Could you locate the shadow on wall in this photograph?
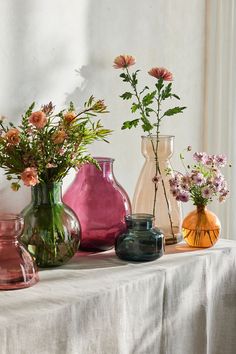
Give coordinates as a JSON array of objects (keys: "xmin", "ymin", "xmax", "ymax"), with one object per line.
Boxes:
[
  {"xmin": 64, "ymin": 0, "xmax": 173, "ymax": 198},
  {"xmin": 0, "ymin": 1, "xmax": 85, "ymax": 212}
]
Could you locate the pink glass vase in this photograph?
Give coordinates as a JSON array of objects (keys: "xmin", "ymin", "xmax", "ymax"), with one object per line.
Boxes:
[
  {"xmin": 63, "ymin": 157, "xmax": 131, "ymax": 251},
  {"xmin": 0, "ymin": 214, "xmax": 39, "ymax": 290}
]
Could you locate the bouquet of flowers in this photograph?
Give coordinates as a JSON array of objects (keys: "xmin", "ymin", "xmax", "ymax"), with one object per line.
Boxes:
[
  {"xmin": 0, "ymin": 97, "xmax": 111, "ymax": 267},
  {"xmin": 169, "ymin": 149, "xmax": 229, "ymax": 206},
  {"xmin": 0, "ymin": 97, "xmax": 110, "ymax": 190}
]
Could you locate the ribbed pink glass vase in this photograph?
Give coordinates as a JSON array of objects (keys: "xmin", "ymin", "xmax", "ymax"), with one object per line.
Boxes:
[
  {"xmin": 63, "ymin": 157, "xmax": 131, "ymax": 251},
  {"xmin": 0, "ymin": 214, "xmax": 38, "ymax": 290}
]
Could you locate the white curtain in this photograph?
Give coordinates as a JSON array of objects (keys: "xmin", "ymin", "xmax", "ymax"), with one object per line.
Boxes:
[{"xmin": 204, "ymin": 0, "xmax": 236, "ymax": 239}]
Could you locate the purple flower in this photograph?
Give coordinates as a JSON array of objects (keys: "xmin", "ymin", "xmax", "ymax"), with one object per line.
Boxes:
[
  {"xmin": 193, "ymin": 152, "xmax": 207, "ymax": 164},
  {"xmin": 201, "ymin": 187, "xmax": 213, "ymax": 199},
  {"xmin": 170, "ymin": 188, "xmax": 180, "ymax": 197},
  {"xmin": 212, "ymin": 176, "xmax": 223, "ymax": 191},
  {"xmin": 169, "ymin": 176, "xmax": 179, "ymax": 187},
  {"xmin": 215, "ymin": 154, "xmax": 227, "ymax": 167},
  {"xmin": 192, "ymin": 172, "xmax": 205, "ymax": 186},
  {"xmin": 205, "ymin": 154, "xmax": 216, "ymax": 166},
  {"xmin": 178, "ymin": 191, "xmax": 190, "ymax": 202}
]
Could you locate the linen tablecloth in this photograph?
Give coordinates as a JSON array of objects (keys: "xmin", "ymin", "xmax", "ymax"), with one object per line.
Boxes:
[{"xmin": 1, "ymin": 239, "xmax": 236, "ymax": 354}]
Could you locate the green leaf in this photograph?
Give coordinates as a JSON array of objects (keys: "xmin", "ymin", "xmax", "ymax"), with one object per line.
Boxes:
[
  {"xmin": 140, "ymin": 86, "xmax": 149, "ymax": 95},
  {"xmin": 131, "ymin": 103, "xmax": 140, "ymax": 113},
  {"xmin": 141, "ymin": 121, "xmax": 153, "ymax": 132},
  {"xmin": 163, "ymin": 106, "xmax": 187, "ymax": 116},
  {"xmin": 69, "ymin": 101, "xmax": 75, "ymax": 111},
  {"xmin": 155, "ymin": 78, "xmax": 164, "ymax": 91},
  {"xmin": 161, "ymin": 83, "xmax": 172, "ymax": 100},
  {"xmin": 120, "ymin": 92, "xmax": 133, "ymax": 100},
  {"xmin": 145, "ymin": 107, "xmax": 154, "ymax": 116},
  {"xmin": 141, "ymin": 116, "xmax": 153, "ymax": 132},
  {"xmin": 120, "ymin": 73, "xmax": 129, "ymax": 82},
  {"xmin": 142, "ymin": 90, "xmax": 156, "ymax": 106},
  {"xmin": 172, "ymin": 94, "xmax": 180, "ymax": 100},
  {"xmin": 132, "ymin": 72, "xmax": 138, "ymax": 85},
  {"xmin": 121, "ymin": 119, "xmax": 140, "ymax": 130}
]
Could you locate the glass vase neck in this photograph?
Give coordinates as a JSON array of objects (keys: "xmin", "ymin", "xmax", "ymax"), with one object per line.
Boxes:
[
  {"xmin": 126, "ymin": 214, "xmax": 154, "ymax": 231},
  {"xmin": 197, "ymin": 205, "xmax": 207, "ymax": 212},
  {"xmin": 76, "ymin": 157, "xmax": 115, "ymax": 180},
  {"xmin": 31, "ymin": 182, "xmax": 62, "ymax": 205},
  {"xmin": 0, "ymin": 213, "xmax": 24, "ymax": 240},
  {"xmin": 141, "ymin": 135, "xmax": 174, "ymax": 159}
]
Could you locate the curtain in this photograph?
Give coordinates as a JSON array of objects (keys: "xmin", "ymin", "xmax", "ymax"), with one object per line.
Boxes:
[{"xmin": 204, "ymin": 0, "xmax": 236, "ymax": 239}]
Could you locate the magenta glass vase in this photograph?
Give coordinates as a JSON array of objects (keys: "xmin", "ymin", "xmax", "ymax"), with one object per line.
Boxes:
[
  {"xmin": 63, "ymin": 157, "xmax": 131, "ymax": 251},
  {"xmin": 0, "ymin": 214, "xmax": 39, "ymax": 290}
]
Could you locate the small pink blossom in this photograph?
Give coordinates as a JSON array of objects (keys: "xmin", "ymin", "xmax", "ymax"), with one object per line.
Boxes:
[
  {"xmin": 170, "ymin": 188, "xmax": 180, "ymax": 197},
  {"xmin": 113, "ymin": 55, "xmax": 136, "ymax": 69},
  {"xmin": 20, "ymin": 167, "xmax": 39, "ymax": 187},
  {"xmin": 201, "ymin": 187, "xmax": 213, "ymax": 199},
  {"xmin": 148, "ymin": 67, "xmax": 173, "ymax": 81},
  {"xmin": 215, "ymin": 154, "xmax": 227, "ymax": 167},
  {"xmin": 192, "ymin": 172, "xmax": 205, "ymax": 186},
  {"xmin": 178, "ymin": 191, "xmax": 190, "ymax": 202},
  {"xmin": 193, "ymin": 152, "xmax": 207, "ymax": 164},
  {"xmin": 29, "ymin": 111, "xmax": 47, "ymax": 129},
  {"xmin": 152, "ymin": 174, "xmax": 161, "ymax": 184},
  {"xmin": 205, "ymin": 155, "xmax": 215, "ymax": 165}
]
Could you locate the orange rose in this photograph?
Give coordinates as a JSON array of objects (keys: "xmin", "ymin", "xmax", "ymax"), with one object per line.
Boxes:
[
  {"xmin": 64, "ymin": 111, "xmax": 76, "ymax": 123},
  {"xmin": 29, "ymin": 111, "xmax": 47, "ymax": 129},
  {"xmin": 52, "ymin": 130, "xmax": 67, "ymax": 144},
  {"xmin": 5, "ymin": 128, "xmax": 20, "ymax": 145},
  {"xmin": 21, "ymin": 167, "xmax": 39, "ymax": 187}
]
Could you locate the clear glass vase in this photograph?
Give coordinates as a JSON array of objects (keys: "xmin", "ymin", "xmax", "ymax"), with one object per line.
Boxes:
[
  {"xmin": 21, "ymin": 182, "xmax": 81, "ymax": 267},
  {"xmin": 63, "ymin": 157, "xmax": 131, "ymax": 251},
  {"xmin": 182, "ymin": 205, "xmax": 221, "ymax": 248},
  {"xmin": 115, "ymin": 213, "xmax": 164, "ymax": 262},
  {"xmin": 133, "ymin": 135, "xmax": 182, "ymax": 244},
  {"xmin": 0, "ymin": 214, "xmax": 38, "ymax": 290}
]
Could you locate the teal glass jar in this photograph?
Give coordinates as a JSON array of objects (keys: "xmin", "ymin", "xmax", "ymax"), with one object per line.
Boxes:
[{"xmin": 115, "ymin": 214, "xmax": 164, "ymax": 262}]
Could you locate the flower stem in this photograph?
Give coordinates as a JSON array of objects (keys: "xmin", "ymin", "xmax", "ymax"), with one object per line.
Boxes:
[{"xmin": 125, "ymin": 67, "xmax": 175, "ymax": 240}]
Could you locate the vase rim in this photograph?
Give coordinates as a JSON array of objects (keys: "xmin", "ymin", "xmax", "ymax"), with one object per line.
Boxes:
[
  {"xmin": 126, "ymin": 213, "xmax": 154, "ymax": 221},
  {"xmin": 141, "ymin": 135, "xmax": 175, "ymax": 139},
  {"xmin": 32, "ymin": 181, "xmax": 62, "ymax": 187},
  {"xmin": 94, "ymin": 157, "xmax": 115, "ymax": 162},
  {"xmin": 0, "ymin": 213, "xmax": 23, "ymax": 222}
]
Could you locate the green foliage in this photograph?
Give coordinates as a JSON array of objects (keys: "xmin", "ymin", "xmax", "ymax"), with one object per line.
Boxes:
[
  {"xmin": 120, "ymin": 92, "xmax": 133, "ymax": 100},
  {"xmin": 121, "ymin": 119, "xmax": 140, "ymax": 130},
  {"xmin": 163, "ymin": 106, "xmax": 187, "ymax": 117},
  {"xmin": 0, "ymin": 97, "xmax": 111, "ymax": 189},
  {"xmin": 117, "ymin": 65, "xmax": 186, "ymax": 137},
  {"xmin": 142, "ymin": 91, "xmax": 156, "ymax": 106}
]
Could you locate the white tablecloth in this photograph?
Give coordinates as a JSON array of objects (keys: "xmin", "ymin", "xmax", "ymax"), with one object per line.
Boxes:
[{"xmin": 1, "ymin": 239, "xmax": 236, "ymax": 354}]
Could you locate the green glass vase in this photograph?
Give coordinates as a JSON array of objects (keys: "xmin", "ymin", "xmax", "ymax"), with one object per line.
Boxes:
[{"xmin": 21, "ymin": 182, "xmax": 80, "ymax": 267}]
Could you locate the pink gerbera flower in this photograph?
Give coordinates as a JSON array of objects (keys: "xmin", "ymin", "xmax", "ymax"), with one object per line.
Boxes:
[
  {"xmin": 148, "ymin": 67, "xmax": 173, "ymax": 81},
  {"xmin": 113, "ymin": 55, "xmax": 136, "ymax": 69}
]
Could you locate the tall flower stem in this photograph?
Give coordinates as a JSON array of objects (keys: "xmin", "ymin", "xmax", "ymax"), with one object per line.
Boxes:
[{"xmin": 125, "ymin": 67, "xmax": 175, "ymax": 239}]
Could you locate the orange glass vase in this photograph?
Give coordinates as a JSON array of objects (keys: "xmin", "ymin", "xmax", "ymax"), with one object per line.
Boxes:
[{"xmin": 182, "ymin": 206, "xmax": 221, "ymax": 248}]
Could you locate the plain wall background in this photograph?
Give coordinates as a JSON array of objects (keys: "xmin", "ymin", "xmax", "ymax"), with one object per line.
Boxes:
[{"xmin": 0, "ymin": 0, "xmax": 206, "ymax": 215}]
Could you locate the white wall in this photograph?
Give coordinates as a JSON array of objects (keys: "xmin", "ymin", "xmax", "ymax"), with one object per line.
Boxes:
[{"xmin": 0, "ymin": 0, "xmax": 206, "ymax": 213}]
